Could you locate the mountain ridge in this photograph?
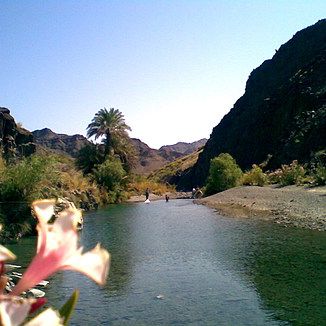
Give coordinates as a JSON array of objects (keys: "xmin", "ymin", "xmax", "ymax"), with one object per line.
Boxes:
[
  {"xmin": 32, "ymin": 128, "xmax": 90, "ymax": 158},
  {"xmin": 159, "ymin": 139, "xmax": 207, "ymax": 155},
  {"xmin": 32, "ymin": 128, "xmax": 207, "ymax": 175},
  {"xmin": 176, "ymin": 19, "xmax": 326, "ymax": 189}
]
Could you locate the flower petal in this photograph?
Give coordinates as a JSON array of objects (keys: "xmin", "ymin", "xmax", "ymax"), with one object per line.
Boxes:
[
  {"xmin": 24, "ymin": 308, "xmax": 63, "ymax": 326},
  {"xmin": 0, "ymin": 295, "xmax": 36, "ymax": 326},
  {"xmin": 63, "ymin": 244, "xmax": 110, "ymax": 286},
  {"xmin": 0, "ymin": 245, "xmax": 16, "ymax": 262},
  {"xmin": 32, "ymin": 199, "xmax": 56, "ymax": 224},
  {"xmin": 12, "ymin": 199, "xmax": 110, "ymax": 296}
]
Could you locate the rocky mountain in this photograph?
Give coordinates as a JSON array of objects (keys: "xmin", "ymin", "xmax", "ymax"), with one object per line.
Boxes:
[
  {"xmin": 131, "ymin": 138, "xmax": 206, "ymax": 175},
  {"xmin": 32, "ymin": 128, "xmax": 90, "ymax": 158},
  {"xmin": 159, "ymin": 138, "xmax": 207, "ymax": 155},
  {"xmin": 0, "ymin": 107, "xmax": 35, "ymax": 160},
  {"xmin": 177, "ymin": 19, "xmax": 326, "ymax": 190},
  {"xmin": 31, "ymin": 128, "xmax": 205, "ymax": 175},
  {"xmin": 148, "ymin": 148, "xmax": 204, "ymax": 186}
]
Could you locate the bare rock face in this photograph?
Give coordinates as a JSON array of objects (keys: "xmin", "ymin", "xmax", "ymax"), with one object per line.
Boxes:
[
  {"xmin": 0, "ymin": 107, "xmax": 35, "ymax": 159},
  {"xmin": 131, "ymin": 138, "xmax": 206, "ymax": 175},
  {"xmin": 177, "ymin": 19, "xmax": 326, "ymax": 189},
  {"xmin": 32, "ymin": 128, "xmax": 91, "ymax": 158},
  {"xmin": 159, "ymin": 139, "xmax": 207, "ymax": 155}
]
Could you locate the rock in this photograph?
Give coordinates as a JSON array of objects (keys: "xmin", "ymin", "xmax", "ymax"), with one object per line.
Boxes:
[
  {"xmin": 177, "ymin": 19, "xmax": 326, "ymax": 189},
  {"xmin": 32, "ymin": 128, "xmax": 90, "ymax": 158},
  {"xmin": 155, "ymin": 295, "xmax": 165, "ymax": 300},
  {"xmin": 28, "ymin": 288, "xmax": 45, "ymax": 298},
  {"xmin": 131, "ymin": 138, "xmax": 207, "ymax": 175},
  {"xmin": 0, "ymin": 107, "xmax": 36, "ymax": 160}
]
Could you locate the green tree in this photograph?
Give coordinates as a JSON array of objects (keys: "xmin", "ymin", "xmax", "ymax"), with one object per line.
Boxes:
[
  {"xmin": 75, "ymin": 143, "xmax": 106, "ymax": 175},
  {"xmin": 204, "ymin": 153, "xmax": 243, "ymax": 196},
  {"xmin": 0, "ymin": 154, "xmax": 62, "ymax": 239},
  {"xmin": 86, "ymin": 107, "xmax": 137, "ymax": 171},
  {"xmin": 87, "ymin": 108, "xmax": 132, "ymax": 156},
  {"xmin": 92, "ymin": 155, "xmax": 126, "ymax": 192},
  {"xmin": 0, "ymin": 155, "xmax": 60, "ymax": 203}
]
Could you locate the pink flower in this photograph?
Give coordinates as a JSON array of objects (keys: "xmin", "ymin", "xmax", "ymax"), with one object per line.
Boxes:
[
  {"xmin": 0, "ymin": 245, "xmax": 16, "ymax": 263},
  {"xmin": 0, "ymin": 245, "xmax": 16, "ymax": 277},
  {"xmin": 11, "ymin": 199, "xmax": 110, "ymax": 296},
  {"xmin": 24, "ymin": 308, "xmax": 63, "ymax": 326},
  {"xmin": 0, "ymin": 295, "xmax": 38, "ymax": 326}
]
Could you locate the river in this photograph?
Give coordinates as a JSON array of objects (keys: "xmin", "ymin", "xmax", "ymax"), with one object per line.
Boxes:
[{"xmin": 7, "ymin": 199, "xmax": 326, "ymax": 325}]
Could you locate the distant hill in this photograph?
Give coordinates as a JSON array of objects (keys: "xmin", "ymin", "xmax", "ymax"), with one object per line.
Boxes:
[
  {"xmin": 177, "ymin": 19, "xmax": 326, "ymax": 190},
  {"xmin": 0, "ymin": 107, "xmax": 35, "ymax": 159},
  {"xmin": 131, "ymin": 138, "xmax": 207, "ymax": 175},
  {"xmin": 159, "ymin": 139, "xmax": 207, "ymax": 155},
  {"xmin": 32, "ymin": 128, "xmax": 206, "ymax": 175},
  {"xmin": 32, "ymin": 128, "xmax": 90, "ymax": 158},
  {"xmin": 148, "ymin": 148, "xmax": 203, "ymax": 187}
]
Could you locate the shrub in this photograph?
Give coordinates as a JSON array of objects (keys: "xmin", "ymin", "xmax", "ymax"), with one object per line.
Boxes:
[
  {"xmin": 92, "ymin": 155, "xmax": 127, "ymax": 192},
  {"xmin": 128, "ymin": 175, "xmax": 175, "ymax": 196},
  {"xmin": 0, "ymin": 154, "xmax": 104, "ymax": 239},
  {"xmin": 0, "ymin": 155, "xmax": 61, "ymax": 203},
  {"xmin": 242, "ymin": 164, "xmax": 267, "ymax": 186},
  {"xmin": 204, "ymin": 153, "xmax": 243, "ymax": 196},
  {"xmin": 268, "ymin": 160, "xmax": 306, "ymax": 185},
  {"xmin": 0, "ymin": 155, "xmax": 62, "ymax": 239},
  {"xmin": 76, "ymin": 143, "xmax": 106, "ymax": 175},
  {"xmin": 310, "ymin": 162, "xmax": 326, "ymax": 185},
  {"xmin": 309, "ymin": 150, "xmax": 326, "ymax": 186}
]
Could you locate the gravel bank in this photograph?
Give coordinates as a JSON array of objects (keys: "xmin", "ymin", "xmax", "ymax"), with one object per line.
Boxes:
[
  {"xmin": 126, "ymin": 191, "xmax": 192, "ymax": 203},
  {"xmin": 198, "ymin": 185, "xmax": 326, "ymax": 231}
]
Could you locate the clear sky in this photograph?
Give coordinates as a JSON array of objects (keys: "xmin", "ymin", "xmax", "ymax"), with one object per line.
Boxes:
[{"xmin": 1, "ymin": 1, "xmax": 325, "ymax": 149}]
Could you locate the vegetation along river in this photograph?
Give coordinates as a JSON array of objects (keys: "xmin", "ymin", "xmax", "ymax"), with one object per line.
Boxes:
[{"xmin": 7, "ymin": 199, "xmax": 326, "ymax": 325}]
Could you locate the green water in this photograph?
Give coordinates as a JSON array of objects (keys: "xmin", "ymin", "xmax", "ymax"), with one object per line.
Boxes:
[{"xmin": 7, "ymin": 199, "xmax": 326, "ymax": 325}]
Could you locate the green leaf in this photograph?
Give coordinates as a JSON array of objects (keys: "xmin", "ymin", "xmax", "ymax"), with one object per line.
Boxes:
[{"xmin": 59, "ymin": 289, "xmax": 79, "ymax": 326}]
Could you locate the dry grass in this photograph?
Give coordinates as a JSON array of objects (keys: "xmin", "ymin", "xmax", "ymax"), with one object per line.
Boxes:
[
  {"xmin": 128, "ymin": 176, "xmax": 175, "ymax": 196},
  {"xmin": 148, "ymin": 149, "xmax": 202, "ymax": 184}
]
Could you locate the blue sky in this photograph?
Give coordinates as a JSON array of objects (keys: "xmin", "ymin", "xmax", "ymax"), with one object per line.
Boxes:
[{"xmin": 1, "ymin": 1, "xmax": 325, "ymax": 148}]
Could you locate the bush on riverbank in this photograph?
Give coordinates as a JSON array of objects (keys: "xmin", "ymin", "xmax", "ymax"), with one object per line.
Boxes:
[
  {"xmin": 310, "ymin": 161, "xmax": 326, "ymax": 186},
  {"xmin": 267, "ymin": 160, "xmax": 307, "ymax": 185},
  {"xmin": 241, "ymin": 164, "xmax": 268, "ymax": 186},
  {"xmin": 309, "ymin": 150, "xmax": 326, "ymax": 186},
  {"xmin": 240, "ymin": 152, "xmax": 325, "ymax": 188},
  {"xmin": 90, "ymin": 155, "xmax": 130, "ymax": 203},
  {"xmin": 266, "ymin": 157, "xmax": 325, "ymax": 186},
  {"xmin": 201, "ymin": 153, "xmax": 326, "ymax": 197},
  {"xmin": 128, "ymin": 175, "xmax": 175, "ymax": 196},
  {"xmin": 204, "ymin": 153, "xmax": 243, "ymax": 196},
  {"xmin": 0, "ymin": 154, "xmax": 103, "ymax": 241}
]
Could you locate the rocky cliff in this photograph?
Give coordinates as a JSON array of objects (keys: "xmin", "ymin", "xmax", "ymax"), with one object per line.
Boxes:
[
  {"xmin": 32, "ymin": 128, "xmax": 91, "ymax": 158},
  {"xmin": 32, "ymin": 129, "xmax": 205, "ymax": 175},
  {"xmin": 159, "ymin": 138, "xmax": 207, "ymax": 155},
  {"xmin": 0, "ymin": 107, "xmax": 35, "ymax": 160},
  {"xmin": 131, "ymin": 138, "xmax": 192, "ymax": 175},
  {"xmin": 178, "ymin": 19, "xmax": 326, "ymax": 189}
]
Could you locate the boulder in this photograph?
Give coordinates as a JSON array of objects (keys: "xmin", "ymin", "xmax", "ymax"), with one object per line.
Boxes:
[{"xmin": 0, "ymin": 107, "xmax": 36, "ymax": 159}]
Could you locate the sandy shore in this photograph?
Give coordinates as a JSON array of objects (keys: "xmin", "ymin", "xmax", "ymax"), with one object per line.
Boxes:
[
  {"xmin": 198, "ymin": 185, "xmax": 326, "ymax": 231},
  {"xmin": 126, "ymin": 191, "xmax": 192, "ymax": 203},
  {"xmin": 126, "ymin": 185, "xmax": 326, "ymax": 231}
]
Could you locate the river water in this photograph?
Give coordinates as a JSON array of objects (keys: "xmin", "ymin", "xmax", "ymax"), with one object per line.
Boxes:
[{"xmin": 7, "ymin": 199, "xmax": 326, "ymax": 325}]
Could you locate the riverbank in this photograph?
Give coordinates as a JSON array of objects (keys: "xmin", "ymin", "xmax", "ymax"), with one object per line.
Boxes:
[
  {"xmin": 126, "ymin": 191, "xmax": 192, "ymax": 203},
  {"xmin": 198, "ymin": 185, "xmax": 326, "ymax": 231}
]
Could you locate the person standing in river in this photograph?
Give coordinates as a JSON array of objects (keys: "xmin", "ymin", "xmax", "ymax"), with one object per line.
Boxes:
[{"xmin": 145, "ymin": 188, "xmax": 150, "ymax": 200}]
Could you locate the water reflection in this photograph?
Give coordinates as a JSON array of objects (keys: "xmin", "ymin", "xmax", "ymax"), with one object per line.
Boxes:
[
  {"xmin": 5, "ymin": 200, "xmax": 326, "ymax": 325},
  {"xmin": 80, "ymin": 204, "xmax": 134, "ymax": 296},
  {"xmin": 246, "ymin": 225, "xmax": 326, "ymax": 325}
]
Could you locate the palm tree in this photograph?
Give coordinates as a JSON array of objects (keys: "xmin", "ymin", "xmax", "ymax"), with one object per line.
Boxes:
[
  {"xmin": 87, "ymin": 108, "xmax": 132, "ymax": 156},
  {"xmin": 76, "ymin": 142, "xmax": 106, "ymax": 175}
]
